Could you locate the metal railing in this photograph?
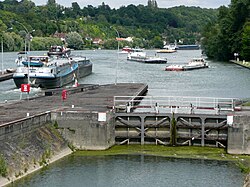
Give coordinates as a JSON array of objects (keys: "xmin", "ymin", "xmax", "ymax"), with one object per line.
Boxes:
[{"xmin": 114, "ymin": 95, "xmax": 241, "ymax": 114}]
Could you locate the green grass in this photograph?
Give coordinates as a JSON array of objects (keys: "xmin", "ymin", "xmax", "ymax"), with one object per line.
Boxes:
[
  {"xmin": 242, "ymin": 102, "xmax": 250, "ymax": 106},
  {"xmin": 73, "ymin": 145, "xmax": 250, "ymax": 173},
  {"xmin": 0, "ymin": 154, "xmax": 7, "ymax": 177},
  {"xmin": 73, "ymin": 145, "xmax": 248, "ymax": 161}
]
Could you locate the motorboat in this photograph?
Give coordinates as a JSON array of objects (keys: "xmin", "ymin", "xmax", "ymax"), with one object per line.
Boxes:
[
  {"xmin": 13, "ymin": 54, "xmax": 92, "ymax": 89},
  {"xmin": 120, "ymin": 46, "xmax": 132, "ymax": 54},
  {"xmin": 165, "ymin": 58, "xmax": 208, "ymax": 71},
  {"xmin": 47, "ymin": 45, "xmax": 71, "ymax": 57},
  {"xmin": 144, "ymin": 56, "xmax": 168, "ymax": 64},
  {"xmin": 127, "ymin": 51, "xmax": 167, "ymax": 64},
  {"xmin": 176, "ymin": 44, "xmax": 200, "ymax": 50},
  {"xmin": 156, "ymin": 49, "xmax": 177, "ymax": 53},
  {"xmin": 156, "ymin": 43, "xmax": 177, "ymax": 53}
]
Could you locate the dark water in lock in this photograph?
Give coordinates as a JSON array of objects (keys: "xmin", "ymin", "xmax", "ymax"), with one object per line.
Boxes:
[{"xmin": 11, "ymin": 155, "xmax": 244, "ymax": 187}]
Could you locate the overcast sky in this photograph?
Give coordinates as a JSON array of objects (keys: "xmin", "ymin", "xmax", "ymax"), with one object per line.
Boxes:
[{"xmin": 31, "ymin": 0, "xmax": 231, "ymax": 9}]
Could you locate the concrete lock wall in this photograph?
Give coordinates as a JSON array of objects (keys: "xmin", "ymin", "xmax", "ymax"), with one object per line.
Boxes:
[
  {"xmin": 0, "ymin": 112, "xmax": 51, "ymax": 141},
  {"xmin": 228, "ymin": 115, "xmax": 250, "ymax": 154},
  {"xmin": 51, "ymin": 111, "xmax": 115, "ymax": 150}
]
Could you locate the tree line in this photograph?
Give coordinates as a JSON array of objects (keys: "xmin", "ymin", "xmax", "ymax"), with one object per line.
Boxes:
[
  {"xmin": 201, "ymin": 0, "xmax": 250, "ymax": 61},
  {"xmin": 1, "ymin": 0, "xmax": 218, "ymax": 52}
]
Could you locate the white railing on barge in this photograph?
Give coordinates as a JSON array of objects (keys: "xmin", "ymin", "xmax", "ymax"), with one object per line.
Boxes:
[{"xmin": 113, "ymin": 95, "xmax": 241, "ymax": 114}]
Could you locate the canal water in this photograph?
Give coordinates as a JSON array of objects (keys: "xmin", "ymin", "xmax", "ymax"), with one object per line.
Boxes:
[
  {"xmin": 1, "ymin": 49, "xmax": 249, "ymax": 186},
  {"xmin": 11, "ymin": 155, "xmax": 244, "ymax": 187}
]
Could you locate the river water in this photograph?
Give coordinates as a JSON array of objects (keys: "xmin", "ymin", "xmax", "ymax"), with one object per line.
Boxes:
[
  {"xmin": 1, "ymin": 49, "xmax": 249, "ymax": 186},
  {"xmin": 1, "ymin": 49, "xmax": 250, "ymax": 102}
]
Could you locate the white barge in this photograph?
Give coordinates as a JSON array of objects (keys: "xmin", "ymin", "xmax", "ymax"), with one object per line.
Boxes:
[{"xmin": 165, "ymin": 58, "xmax": 208, "ymax": 71}]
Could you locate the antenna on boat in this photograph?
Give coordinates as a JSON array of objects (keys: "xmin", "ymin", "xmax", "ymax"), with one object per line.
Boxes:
[{"xmin": 72, "ymin": 73, "xmax": 79, "ymax": 87}]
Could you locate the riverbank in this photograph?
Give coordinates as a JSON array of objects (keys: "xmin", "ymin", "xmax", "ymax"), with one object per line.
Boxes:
[
  {"xmin": 0, "ymin": 148, "xmax": 72, "ymax": 187},
  {"xmin": 230, "ymin": 60, "xmax": 250, "ymax": 69},
  {"xmin": 74, "ymin": 145, "xmax": 250, "ymax": 164},
  {"xmin": 0, "ymin": 124, "xmax": 72, "ymax": 187}
]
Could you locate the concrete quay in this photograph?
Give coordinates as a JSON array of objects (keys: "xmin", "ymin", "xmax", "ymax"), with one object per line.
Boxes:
[
  {"xmin": 0, "ymin": 83, "xmax": 148, "ymax": 151},
  {"xmin": 230, "ymin": 60, "xmax": 250, "ymax": 70},
  {"xmin": 1, "ymin": 82, "xmax": 250, "ymax": 154},
  {"xmin": 0, "ymin": 83, "xmax": 148, "ymax": 125}
]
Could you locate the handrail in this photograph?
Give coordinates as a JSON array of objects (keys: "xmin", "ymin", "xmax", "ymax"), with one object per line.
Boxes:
[{"xmin": 114, "ymin": 95, "xmax": 241, "ymax": 114}]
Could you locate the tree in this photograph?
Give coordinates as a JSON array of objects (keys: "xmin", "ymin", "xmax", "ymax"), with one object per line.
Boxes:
[
  {"xmin": 71, "ymin": 2, "xmax": 81, "ymax": 18},
  {"xmin": 32, "ymin": 36, "xmax": 62, "ymax": 50},
  {"xmin": 201, "ymin": 0, "xmax": 250, "ymax": 61},
  {"xmin": 241, "ymin": 21, "xmax": 250, "ymax": 61},
  {"xmin": 66, "ymin": 32, "xmax": 83, "ymax": 50}
]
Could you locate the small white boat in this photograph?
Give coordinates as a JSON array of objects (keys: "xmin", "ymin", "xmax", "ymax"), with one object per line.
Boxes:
[
  {"xmin": 165, "ymin": 58, "xmax": 208, "ymax": 71},
  {"xmin": 47, "ymin": 45, "xmax": 71, "ymax": 57},
  {"xmin": 127, "ymin": 51, "xmax": 167, "ymax": 64},
  {"xmin": 119, "ymin": 46, "xmax": 132, "ymax": 54},
  {"xmin": 156, "ymin": 49, "xmax": 177, "ymax": 53}
]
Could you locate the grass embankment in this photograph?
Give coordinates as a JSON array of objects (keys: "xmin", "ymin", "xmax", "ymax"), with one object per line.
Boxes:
[
  {"xmin": 74, "ymin": 145, "xmax": 250, "ymax": 172},
  {"xmin": 232, "ymin": 60, "xmax": 250, "ymax": 68},
  {"xmin": 243, "ymin": 102, "xmax": 250, "ymax": 107}
]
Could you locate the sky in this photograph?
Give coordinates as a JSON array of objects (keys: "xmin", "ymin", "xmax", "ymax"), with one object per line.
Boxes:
[{"xmin": 31, "ymin": 0, "xmax": 231, "ymax": 9}]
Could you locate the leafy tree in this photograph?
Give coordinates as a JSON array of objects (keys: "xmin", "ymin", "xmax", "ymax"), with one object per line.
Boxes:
[
  {"xmin": 71, "ymin": 2, "xmax": 81, "ymax": 18},
  {"xmin": 103, "ymin": 38, "xmax": 117, "ymax": 49},
  {"xmin": 32, "ymin": 36, "xmax": 62, "ymax": 50},
  {"xmin": 241, "ymin": 21, "xmax": 250, "ymax": 60},
  {"xmin": 0, "ymin": 0, "xmax": 219, "ymax": 51},
  {"xmin": 150, "ymin": 36, "xmax": 163, "ymax": 48},
  {"xmin": 202, "ymin": 0, "xmax": 250, "ymax": 61},
  {"xmin": 9, "ymin": 32, "xmax": 23, "ymax": 51},
  {"xmin": 16, "ymin": 0, "xmax": 35, "ymax": 15},
  {"xmin": 66, "ymin": 32, "xmax": 83, "ymax": 50}
]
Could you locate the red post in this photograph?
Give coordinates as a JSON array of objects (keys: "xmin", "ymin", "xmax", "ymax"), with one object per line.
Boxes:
[
  {"xmin": 21, "ymin": 84, "xmax": 30, "ymax": 93},
  {"xmin": 61, "ymin": 90, "xmax": 67, "ymax": 101}
]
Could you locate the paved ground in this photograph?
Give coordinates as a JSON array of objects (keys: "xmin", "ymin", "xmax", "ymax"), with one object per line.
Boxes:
[{"xmin": 0, "ymin": 83, "xmax": 148, "ymax": 125}]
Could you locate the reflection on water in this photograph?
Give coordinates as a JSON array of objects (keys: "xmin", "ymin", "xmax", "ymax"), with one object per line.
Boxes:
[{"xmin": 13, "ymin": 155, "xmax": 244, "ymax": 187}]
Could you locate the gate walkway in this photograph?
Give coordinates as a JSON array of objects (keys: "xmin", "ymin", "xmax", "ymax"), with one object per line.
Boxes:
[{"xmin": 114, "ymin": 95, "xmax": 242, "ymax": 115}]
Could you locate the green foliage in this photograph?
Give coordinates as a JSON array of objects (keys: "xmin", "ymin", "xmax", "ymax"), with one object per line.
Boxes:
[
  {"xmin": 202, "ymin": 0, "xmax": 250, "ymax": 61},
  {"xmin": 39, "ymin": 149, "xmax": 51, "ymax": 166},
  {"xmin": 241, "ymin": 21, "xmax": 250, "ymax": 60},
  {"xmin": 0, "ymin": 1, "xmax": 218, "ymax": 51},
  {"xmin": 0, "ymin": 154, "xmax": 7, "ymax": 177},
  {"xmin": 53, "ymin": 121, "xmax": 59, "ymax": 129},
  {"xmin": 31, "ymin": 37, "xmax": 62, "ymax": 51},
  {"xmin": 237, "ymin": 160, "xmax": 250, "ymax": 173},
  {"xmin": 66, "ymin": 32, "xmax": 83, "ymax": 50},
  {"xmin": 68, "ymin": 142, "xmax": 76, "ymax": 151}
]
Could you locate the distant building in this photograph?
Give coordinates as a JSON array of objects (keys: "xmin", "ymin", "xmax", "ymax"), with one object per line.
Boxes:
[
  {"xmin": 148, "ymin": 0, "xmax": 158, "ymax": 8},
  {"xmin": 93, "ymin": 38, "xmax": 103, "ymax": 45},
  {"xmin": 116, "ymin": 37, "xmax": 133, "ymax": 42},
  {"xmin": 53, "ymin": 31, "xmax": 66, "ymax": 41}
]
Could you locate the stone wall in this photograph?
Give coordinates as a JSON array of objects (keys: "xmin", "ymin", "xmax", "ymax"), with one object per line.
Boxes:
[
  {"xmin": 0, "ymin": 123, "xmax": 69, "ymax": 181},
  {"xmin": 228, "ymin": 114, "xmax": 250, "ymax": 154},
  {"xmin": 51, "ymin": 110, "xmax": 115, "ymax": 150}
]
